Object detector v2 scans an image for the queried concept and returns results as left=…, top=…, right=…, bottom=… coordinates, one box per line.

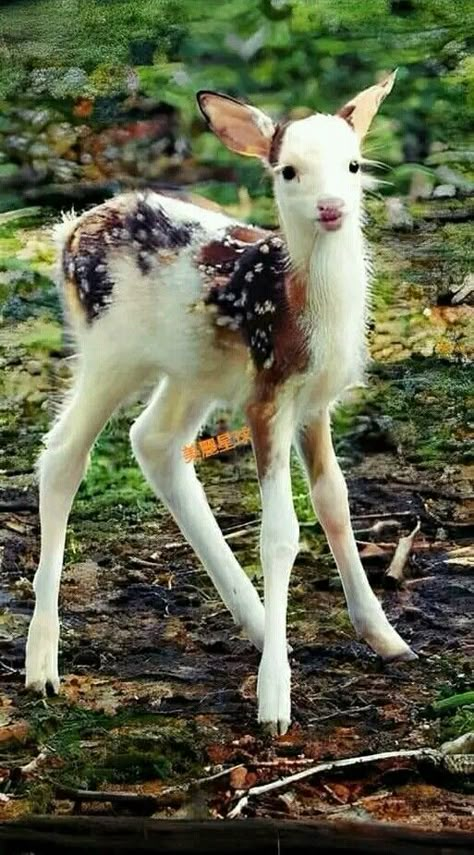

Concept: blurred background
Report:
left=0, top=0, right=472, bottom=219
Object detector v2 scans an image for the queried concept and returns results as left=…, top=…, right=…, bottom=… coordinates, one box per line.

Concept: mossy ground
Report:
left=0, top=200, right=472, bottom=825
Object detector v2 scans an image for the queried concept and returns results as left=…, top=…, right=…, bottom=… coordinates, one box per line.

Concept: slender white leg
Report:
left=248, top=400, right=299, bottom=735
left=25, top=362, right=147, bottom=693
left=130, top=377, right=265, bottom=649
left=297, top=410, right=416, bottom=660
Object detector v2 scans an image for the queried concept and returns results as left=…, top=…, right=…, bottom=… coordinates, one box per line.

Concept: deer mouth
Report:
left=317, top=210, right=343, bottom=232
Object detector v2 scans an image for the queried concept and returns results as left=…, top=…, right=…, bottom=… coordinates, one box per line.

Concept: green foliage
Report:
left=26, top=701, right=204, bottom=788
left=370, top=358, right=473, bottom=466
left=0, top=0, right=471, bottom=197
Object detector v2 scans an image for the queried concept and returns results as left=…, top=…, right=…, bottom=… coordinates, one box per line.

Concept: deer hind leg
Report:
left=25, top=361, right=149, bottom=694
left=247, top=399, right=299, bottom=736
left=130, top=377, right=265, bottom=650
left=297, top=410, right=416, bottom=661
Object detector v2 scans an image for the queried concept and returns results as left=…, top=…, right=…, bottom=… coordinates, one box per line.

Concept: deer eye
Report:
left=349, top=160, right=360, bottom=174
left=282, top=165, right=296, bottom=181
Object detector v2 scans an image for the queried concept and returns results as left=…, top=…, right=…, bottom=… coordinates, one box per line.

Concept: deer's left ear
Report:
left=336, top=70, right=397, bottom=140
left=197, top=90, right=275, bottom=160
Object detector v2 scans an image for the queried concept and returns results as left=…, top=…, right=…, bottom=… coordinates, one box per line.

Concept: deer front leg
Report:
left=248, top=399, right=299, bottom=735
left=297, top=410, right=416, bottom=661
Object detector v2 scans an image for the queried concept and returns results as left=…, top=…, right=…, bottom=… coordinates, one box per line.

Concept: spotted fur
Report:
left=203, top=235, right=292, bottom=370
left=63, top=194, right=195, bottom=323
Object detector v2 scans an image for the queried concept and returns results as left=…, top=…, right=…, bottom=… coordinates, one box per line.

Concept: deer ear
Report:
left=337, top=70, right=397, bottom=140
left=197, top=90, right=275, bottom=159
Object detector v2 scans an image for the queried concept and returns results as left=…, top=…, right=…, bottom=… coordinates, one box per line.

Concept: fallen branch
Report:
left=2, top=815, right=474, bottom=853
left=55, top=764, right=245, bottom=815
left=54, top=786, right=158, bottom=815
left=227, top=747, right=439, bottom=818
left=385, top=520, right=421, bottom=586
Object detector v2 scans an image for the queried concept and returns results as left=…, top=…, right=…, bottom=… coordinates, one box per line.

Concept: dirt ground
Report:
left=0, top=198, right=473, bottom=829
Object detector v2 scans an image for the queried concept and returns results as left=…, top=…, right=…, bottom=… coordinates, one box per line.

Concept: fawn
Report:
left=25, top=71, right=416, bottom=734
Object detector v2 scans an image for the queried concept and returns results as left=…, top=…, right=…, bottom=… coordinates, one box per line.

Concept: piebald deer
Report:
left=25, top=71, right=416, bottom=734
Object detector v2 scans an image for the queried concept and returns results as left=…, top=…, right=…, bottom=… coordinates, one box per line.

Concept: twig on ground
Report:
left=227, top=747, right=439, bottom=818
left=354, top=519, right=401, bottom=539
left=20, top=751, right=49, bottom=775
left=385, top=520, right=421, bottom=586
left=309, top=704, right=374, bottom=723
left=351, top=511, right=414, bottom=521
left=164, top=520, right=260, bottom=550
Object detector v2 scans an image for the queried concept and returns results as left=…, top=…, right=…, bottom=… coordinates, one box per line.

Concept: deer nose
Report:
left=317, top=197, right=344, bottom=221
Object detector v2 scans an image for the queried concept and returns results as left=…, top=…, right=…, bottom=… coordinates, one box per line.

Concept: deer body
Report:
left=26, top=73, right=415, bottom=734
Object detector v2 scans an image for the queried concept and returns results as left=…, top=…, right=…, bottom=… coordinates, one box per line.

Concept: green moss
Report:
left=369, top=358, right=472, bottom=466
left=24, top=702, right=205, bottom=790
left=16, top=319, right=62, bottom=352
left=73, top=411, right=157, bottom=522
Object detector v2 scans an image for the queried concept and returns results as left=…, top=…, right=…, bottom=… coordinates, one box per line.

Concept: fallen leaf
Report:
left=229, top=766, right=248, bottom=789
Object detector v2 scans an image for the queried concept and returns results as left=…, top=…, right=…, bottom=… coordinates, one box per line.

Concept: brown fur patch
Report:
left=198, top=240, right=240, bottom=269
left=63, top=275, right=86, bottom=324
left=269, top=122, right=290, bottom=166
left=337, top=103, right=355, bottom=128
left=298, top=412, right=332, bottom=484
left=63, top=192, right=194, bottom=322
left=246, top=398, right=276, bottom=478
left=228, top=225, right=269, bottom=244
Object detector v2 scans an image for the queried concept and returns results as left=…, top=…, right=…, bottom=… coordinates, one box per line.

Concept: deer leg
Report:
left=297, top=410, right=416, bottom=660
left=26, top=361, right=148, bottom=694
left=130, top=377, right=265, bottom=649
left=247, top=399, right=299, bottom=735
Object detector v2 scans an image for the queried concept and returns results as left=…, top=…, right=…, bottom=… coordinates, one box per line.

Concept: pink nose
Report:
left=317, top=197, right=344, bottom=222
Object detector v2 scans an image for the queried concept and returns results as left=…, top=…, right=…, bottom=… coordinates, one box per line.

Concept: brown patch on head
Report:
left=269, top=122, right=290, bottom=166
left=337, top=103, right=355, bottom=129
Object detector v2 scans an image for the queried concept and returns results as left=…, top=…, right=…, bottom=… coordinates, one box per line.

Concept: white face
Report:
left=273, top=114, right=362, bottom=233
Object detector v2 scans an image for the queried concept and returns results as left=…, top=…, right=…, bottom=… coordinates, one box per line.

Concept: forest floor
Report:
left=0, top=196, right=472, bottom=830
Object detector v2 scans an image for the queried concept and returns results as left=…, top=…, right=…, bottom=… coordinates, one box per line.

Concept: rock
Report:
left=432, top=183, right=456, bottom=198
left=451, top=273, right=474, bottom=306
left=30, top=108, right=55, bottom=129
left=436, top=165, right=474, bottom=194
left=25, top=359, right=42, bottom=375
left=28, top=141, right=51, bottom=159
left=49, top=158, right=80, bottom=183
left=46, top=122, right=78, bottom=156
left=386, top=197, right=414, bottom=231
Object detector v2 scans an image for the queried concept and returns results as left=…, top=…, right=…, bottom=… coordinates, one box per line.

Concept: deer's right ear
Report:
left=197, top=91, right=275, bottom=160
